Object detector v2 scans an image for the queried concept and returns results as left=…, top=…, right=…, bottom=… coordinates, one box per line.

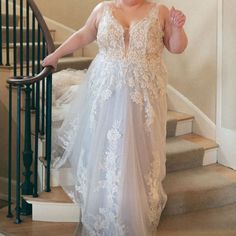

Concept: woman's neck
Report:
left=115, top=0, right=147, bottom=8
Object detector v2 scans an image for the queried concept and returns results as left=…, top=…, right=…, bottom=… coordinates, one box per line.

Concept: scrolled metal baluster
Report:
left=21, top=83, right=33, bottom=215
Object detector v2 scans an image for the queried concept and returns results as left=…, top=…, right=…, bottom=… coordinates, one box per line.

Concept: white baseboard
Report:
left=167, top=84, right=216, bottom=140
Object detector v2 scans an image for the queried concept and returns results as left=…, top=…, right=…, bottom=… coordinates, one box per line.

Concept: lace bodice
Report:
left=84, top=2, right=168, bottom=133
left=97, top=2, right=165, bottom=62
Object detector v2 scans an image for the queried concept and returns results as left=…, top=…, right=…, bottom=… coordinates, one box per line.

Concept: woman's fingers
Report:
left=41, top=54, right=58, bottom=69
left=170, top=6, right=186, bottom=28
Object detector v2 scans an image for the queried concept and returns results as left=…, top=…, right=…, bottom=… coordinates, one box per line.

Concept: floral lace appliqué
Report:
left=83, top=120, right=127, bottom=235
left=144, top=151, right=166, bottom=230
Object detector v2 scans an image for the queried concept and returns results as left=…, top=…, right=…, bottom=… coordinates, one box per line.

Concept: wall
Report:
left=35, top=0, right=100, bottom=30
left=161, top=0, right=217, bottom=123
left=222, top=0, right=236, bottom=131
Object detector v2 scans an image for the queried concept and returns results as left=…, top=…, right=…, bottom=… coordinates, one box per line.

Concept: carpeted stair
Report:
left=166, top=136, right=205, bottom=173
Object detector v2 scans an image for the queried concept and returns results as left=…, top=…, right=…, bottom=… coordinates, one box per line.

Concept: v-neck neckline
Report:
left=108, top=2, right=157, bottom=32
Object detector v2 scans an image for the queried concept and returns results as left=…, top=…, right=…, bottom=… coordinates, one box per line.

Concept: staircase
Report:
left=0, top=0, right=92, bottom=224
left=22, top=108, right=231, bottom=223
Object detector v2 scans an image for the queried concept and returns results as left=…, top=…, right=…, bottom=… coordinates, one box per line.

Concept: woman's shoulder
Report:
left=157, top=3, right=169, bottom=14
left=88, top=2, right=108, bottom=23
left=156, top=3, right=170, bottom=22
left=93, top=1, right=112, bottom=11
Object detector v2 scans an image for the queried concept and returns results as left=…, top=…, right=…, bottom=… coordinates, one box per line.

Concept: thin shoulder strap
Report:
left=149, top=2, right=161, bottom=19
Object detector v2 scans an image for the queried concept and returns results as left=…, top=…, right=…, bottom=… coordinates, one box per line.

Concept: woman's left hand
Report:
left=170, top=7, right=186, bottom=29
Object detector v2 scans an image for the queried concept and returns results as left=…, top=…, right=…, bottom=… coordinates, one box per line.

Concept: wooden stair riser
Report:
left=1, top=14, right=21, bottom=27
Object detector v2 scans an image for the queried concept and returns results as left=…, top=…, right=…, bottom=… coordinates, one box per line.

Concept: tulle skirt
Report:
left=51, top=54, right=168, bottom=236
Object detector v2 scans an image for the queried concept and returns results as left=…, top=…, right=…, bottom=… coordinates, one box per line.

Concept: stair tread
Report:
left=164, top=163, right=236, bottom=194
left=1, top=41, right=62, bottom=48
left=58, top=56, right=93, bottom=63
left=167, top=110, right=194, bottom=122
left=2, top=26, right=55, bottom=31
left=167, top=133, right=218, bottom=150
left=158, top=202, right=236, bottom=235
left=178, top=133, right=219, bottom=150
left=23, top=186, right=73, bottom=204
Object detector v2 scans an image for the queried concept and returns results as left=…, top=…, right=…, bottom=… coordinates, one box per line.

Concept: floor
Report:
left=1, top=203, right=236, bottom=236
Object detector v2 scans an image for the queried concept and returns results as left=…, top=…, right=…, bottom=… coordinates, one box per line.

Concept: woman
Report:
left=43, top=0, right=187, bottom=235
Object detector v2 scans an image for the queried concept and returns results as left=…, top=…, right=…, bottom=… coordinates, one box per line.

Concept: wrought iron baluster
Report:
left=26, top=1, right=30, bottom=76
left=21, top=83, right=33, bottom=216
left=45, top=74, right=52, bottom=192
left=15, top=85, right=22, bottom=224
left=41, top=37, right=46, bottom=136
left=7, top=84, right=13, bottom=218
left=19, top=0, right=23, bottom=76
left=5, top=0, right=10, bottom=66
left=31, top=13, right=35, bottom=109
left=13, top=0, right=17, bottom=76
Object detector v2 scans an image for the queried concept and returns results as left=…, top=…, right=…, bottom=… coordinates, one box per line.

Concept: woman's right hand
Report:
left=42, top=53, right=59, bottom=70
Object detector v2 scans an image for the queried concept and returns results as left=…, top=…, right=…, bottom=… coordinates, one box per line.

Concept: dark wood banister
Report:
left=7, top=0, right=55, bottom=85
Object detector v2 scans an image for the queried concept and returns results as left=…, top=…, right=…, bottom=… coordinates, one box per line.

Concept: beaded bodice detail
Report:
left=97, top=3, right=165, bottom=62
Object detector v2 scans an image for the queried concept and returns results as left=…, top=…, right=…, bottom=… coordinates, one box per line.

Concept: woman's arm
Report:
left=42, top=2, right=104, bottom=68
left=161, top=6, right=188, bottom=54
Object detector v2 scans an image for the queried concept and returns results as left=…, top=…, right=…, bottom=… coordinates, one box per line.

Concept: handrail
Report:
left=7, top=0, right=55, bottom=85
left=7, top=66, right=54, bottom=85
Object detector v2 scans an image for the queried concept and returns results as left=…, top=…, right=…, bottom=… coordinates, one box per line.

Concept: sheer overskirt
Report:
left=51, top=1, right=169, bottom=235
left=51, top=53, right=168, bottom=236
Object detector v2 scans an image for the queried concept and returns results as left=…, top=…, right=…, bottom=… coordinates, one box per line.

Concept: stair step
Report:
left=1, top=14, right=20, bottom=27
left=23, top=186, right=72, bottom=203
left=180, top=133, right=219, bottom=150
left=166, top=133, right=219, bottom=172
left=27, top=163, right=236, bottom=223
left=23, top=187, right=80, bottom=222
left=57, top=57, right=93, bottom=71
left=167, top=110, right=194, bottom=137
left=1, top=27, right=56, bottom=44
left=48, top=134, right=218, bottom=187
left=157, top=202, right=236, bottom=236
left=163, top=163, right=236, bottom=216
left=1, top=42, right=73, bottom=64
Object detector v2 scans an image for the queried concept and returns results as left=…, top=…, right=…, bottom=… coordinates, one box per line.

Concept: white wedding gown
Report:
left=52, top=2, right=168, bottom=236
